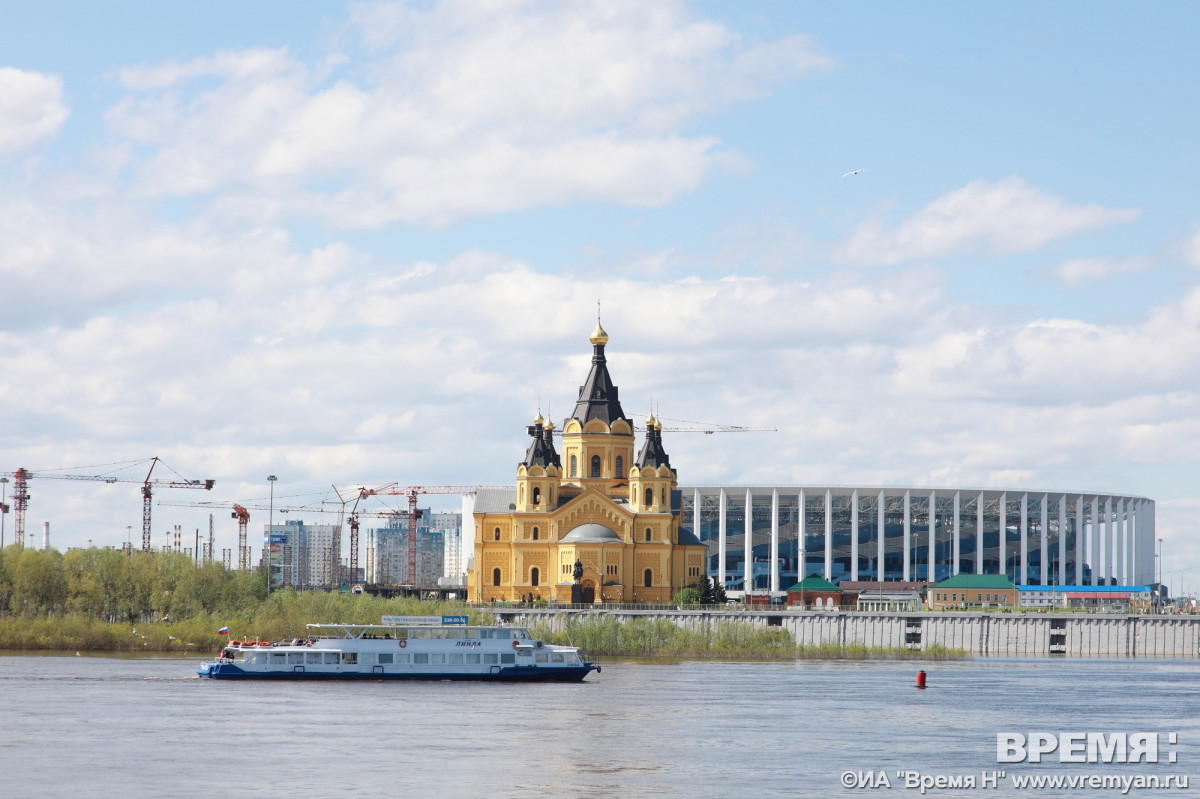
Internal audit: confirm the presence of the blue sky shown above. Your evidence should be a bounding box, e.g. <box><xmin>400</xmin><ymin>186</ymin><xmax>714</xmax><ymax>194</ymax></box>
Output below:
<box><xmin>1</xmin><ymin>1</ymin><xmax>1198</xmax><ymax>589</ymax></box>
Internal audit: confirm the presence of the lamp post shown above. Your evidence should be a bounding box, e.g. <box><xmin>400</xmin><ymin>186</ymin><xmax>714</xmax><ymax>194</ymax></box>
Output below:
<box><xmin>267</xmin><ymin>475</ymin><xmax>277</xmax><ymax>597</ymax></box>
<box><xmin>0</xmin><ymin>476</ymin><xmax>8</xmax><ymax>548</ymax></box>
<box><xmin>1157</xmin><ymin>538</ymin><xmax>1164</xmax><ymax>611</ymax></box>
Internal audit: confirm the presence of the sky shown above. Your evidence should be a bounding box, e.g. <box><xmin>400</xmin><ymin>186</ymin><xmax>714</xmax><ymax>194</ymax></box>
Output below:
<box><xmin>1</xmin><ymin>1</ymin><xmax>1198</xmax><ymax>591</ymax></box>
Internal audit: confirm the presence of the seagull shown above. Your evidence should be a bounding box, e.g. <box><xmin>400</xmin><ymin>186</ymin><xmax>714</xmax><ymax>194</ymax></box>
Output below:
<box><xmin>842</xmin><ymin>169</ymin><xmax>865</xmax><ymax>177</ymax></box>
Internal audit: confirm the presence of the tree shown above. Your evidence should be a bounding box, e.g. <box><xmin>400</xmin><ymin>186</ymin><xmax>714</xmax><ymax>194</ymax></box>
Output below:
<box><xmin>673</xmin><ymin>587</ymin><xmax>701</xmax><ymax>606</ymax></box>
<box><xmin>698</xmin><ymin>573</ymin><xmax>715</xmax><ymax>605</ymax></box>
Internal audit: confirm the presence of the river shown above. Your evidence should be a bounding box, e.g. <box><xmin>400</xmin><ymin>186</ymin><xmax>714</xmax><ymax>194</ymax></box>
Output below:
<box><xmin>1</xmin><ymin>653</ymin><xmax>1196</xmax><ymax>798</ymax></box>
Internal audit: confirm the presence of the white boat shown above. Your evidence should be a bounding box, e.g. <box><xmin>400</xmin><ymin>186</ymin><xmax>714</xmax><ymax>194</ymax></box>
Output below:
<box><xmin>196</xmin><ymin>615</ymin><xmax>599</xmax><ymax>681</ymax></box>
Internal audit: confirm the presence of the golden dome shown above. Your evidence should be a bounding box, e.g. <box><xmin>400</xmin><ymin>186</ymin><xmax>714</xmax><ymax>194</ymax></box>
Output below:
<box><xmin>534</xmin><ymin>411</ymin><xmax>545</xmax><ymax>426</ymax></box>
<box><xmin>589</xmin><ymin>319</ymin><xmax>609</xmax><ymax>346</ymax></box>
<box><xmin>646</xmin><ymin>412</ymin><xmax>657</xmax><ymax>428</ymax></box>
<box><xmin>543</xmin><ymin>418</ymin><xmax>555</xmax><ymax>431</ymax></box>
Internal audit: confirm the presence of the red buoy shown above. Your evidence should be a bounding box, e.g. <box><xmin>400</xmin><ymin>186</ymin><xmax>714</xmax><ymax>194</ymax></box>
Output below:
<box><xmin>915</xmin><ymin>670</ymin><xmax>927</xmax><ymax>689</ymax></box>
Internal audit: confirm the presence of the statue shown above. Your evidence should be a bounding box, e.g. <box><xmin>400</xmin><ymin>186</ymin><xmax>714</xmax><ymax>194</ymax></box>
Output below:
<box><xmin>573</xmin><ymin>559</ymin><xmax>583</xmax><ymax>582</ymax></box>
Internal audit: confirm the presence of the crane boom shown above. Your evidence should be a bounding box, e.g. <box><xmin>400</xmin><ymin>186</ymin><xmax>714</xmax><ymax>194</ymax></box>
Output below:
<box><xmin>6</xmin><ymin>458</ymin><xmax>213</xmax><ymax>550</ymax></box>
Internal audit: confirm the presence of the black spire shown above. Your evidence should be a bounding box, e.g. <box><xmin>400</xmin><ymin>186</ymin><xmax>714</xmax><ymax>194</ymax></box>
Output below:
<box><xmin>568</xmin><ymin>319</ymin><xmax>629</xmax><ymax>428</ymax></box>
<box><xmin>636</xmin><ymin>420</ymin><xmax>672</xmax><ymax>469</ymax></box>
<box><xmin>521</xmin><ymin>418</ymin><xmax>559</xmax><ymax>469</ymax></box>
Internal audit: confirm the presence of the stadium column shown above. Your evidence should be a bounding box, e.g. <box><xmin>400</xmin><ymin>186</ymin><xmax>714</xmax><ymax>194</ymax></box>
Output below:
<box><xmin>1106</xmin><ymin>497</ymin><xmax>1115</xmax><ymax>585</ymax></box>
<box><xmin>928</xmin><ymin>490</ymin><xmax>936</xmax><ymax>584</ymax></box>
<box><xmin>1040</xmin><ymin>494</ymin><xmax>1049</xmax><ymax>586</ymax></box>
<box><xmin>1019</xmin><ymin>493</ymin><xmax>1028</xmax><ymax>586</ymax></box>
<box><xmin>799</xmin><ymin>489</ymin><xmax>806</xmax><ymax>580</ymax></box>
<box><xmin>998</xmin><ymin>492</ymin><xmax>1007</xmax><ymax>582</ymax></box>
<box><xmin>850</xmin><ymin>488</ymin><xmax>859</xmax><ymax>582</ymax></box>
<box><xmin>824</xmin><ymin>488</ymin><xmax>833</xmax><ymax>580</ymax></box>
<box><xmin>692</xmin><ymin>488</ymin><xmax>701</xmax><ymax>560</ymax></box>
<box><xmin>1075</xmin><ymin>496</ymin><xmax>1085</xmax><ymax>585</ymax></box>
<box><xmin>1090</xmin><ymin>496</ymin><xmax>1101</xmax><ymax>586</ymax></box>
<box><xmin>976</xmin><ymin>492</ymin><xmax>985</xmax><ymax>575</ymax></box>
<box><xmin>952</xmin><ymin>491</ymin><xmax>961</xmax><ymax>576</ymax></box>
<box><xmin>902</xmin><ymin>489</ymin><xmax>911</xmax><ymax>582</ymax></box>
<box><xmin>745</xmin><ymin>488</ymin><xmax>753</xmax><ymax>594</ymax></box>
<box><xmin>770</xmin><ymin>489</ymin><xmax>779</xmax><ymax>594</ymax></box>
<box><xmin>718</xmin><ymin>488</ymin><xmax>727</xmax><ymax>592</ymax></box>
<box><xmin>876</xmin><ymin>490</ymin><xmax>884</xmax><ymax>581</ymax></box>
<box><xmin>1057</xmin><ymin>495</ymin><xmax>1067</xmax><ymax>586</ymax></box>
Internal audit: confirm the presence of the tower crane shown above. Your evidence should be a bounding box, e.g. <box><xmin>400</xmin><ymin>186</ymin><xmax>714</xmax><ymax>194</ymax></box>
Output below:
<box><xmin>6</xmin><ymin>458</ymin><xmax>214</xmax><ymax>551</ymax></box>
<box><xmin>382</xmin><ymin>486</ymin><xmax>509</xmax><ymax>587</ymax></box>
<box><xmin>231</xmin><ymin>504</ymin><xmax>251</xmax><ymax>570</ymax></box>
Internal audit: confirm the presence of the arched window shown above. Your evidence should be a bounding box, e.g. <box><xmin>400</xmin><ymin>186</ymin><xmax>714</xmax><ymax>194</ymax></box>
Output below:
<box><xmin>531</xmin><ymin>567</ymin><xmax>540</xmax><ymax>587</ymax></box>
<box><xmin>615</xmin><ymin>456</ymin><xmax>624</xmax><ymax>477</ymax></box>
<box><xmin>494</xmin><ymin>528</ymin><xmax>500</xmax><ymax>541</ymax></box>
<box><xmin>570</xmin><ymin>455</ymin><xmax>577</xmax><ymax>478</ymax></box>
<box><xmin>493</xmin><ymin>568</ymin><xmax>502</xmax><ymax>586</ymax></box>
<box><xmin>644</xmin><ymin>568</ymin><xmax>653</xmax><ymax>588</ymax></box>
<box><xmin>645</xmin><ymin>528</ymin><xmax>651</xmax><ymax>542</ymax></box>
<box><xmin>661</xmin><ymin>488</ymin><xmax>666</xmax><ymax>504</ymax></box>
<box><xmin>645</xmin><ymin>488</ymin><xmax>653</xmax><ymax>507</ymax></box>
<box><xmin>591</xmin><ymin>455</ymin><xmax>601</xmax><ymax>477</ymax></box>
<box><xmin>532</xmin><ymin>527</ymin><xmax>539</xmax><ymax>541</ymax></box>
<box><xmin>532</xmin><ymin>486</ymin><xmax>540</xmax><ymax>505</ymax></box>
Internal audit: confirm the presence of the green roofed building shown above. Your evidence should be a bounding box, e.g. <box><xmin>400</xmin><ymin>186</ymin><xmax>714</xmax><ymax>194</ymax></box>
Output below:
<box><xmin>786</xmin><ymin>574</ymin><xmax>842</xmax><ymax>609</ymax></box>
<box><xmin>930</xmin><ymin>574</ymin><xmax>1017</xmax><ymax>609</ymax></box>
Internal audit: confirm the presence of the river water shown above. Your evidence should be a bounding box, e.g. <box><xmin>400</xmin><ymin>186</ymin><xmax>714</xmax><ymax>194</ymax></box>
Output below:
<box><xmin>1</xmin><ymin>653</ymin><xmax>1196</xmax><ymax>798</ymax></box>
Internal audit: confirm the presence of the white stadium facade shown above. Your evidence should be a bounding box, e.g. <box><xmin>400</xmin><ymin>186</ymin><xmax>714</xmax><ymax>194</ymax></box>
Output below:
<box><xmin>677</xmin><ymin>485</ymin><xmax>1155</xmax><ymax>594</ymax></box>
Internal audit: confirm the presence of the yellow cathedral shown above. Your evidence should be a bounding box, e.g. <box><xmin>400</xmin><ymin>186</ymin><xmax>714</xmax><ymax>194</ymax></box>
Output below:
<box><xmin>467</xmin><ymin>319</ymin><xmax>708</xmax><ymax>604</ymax></box>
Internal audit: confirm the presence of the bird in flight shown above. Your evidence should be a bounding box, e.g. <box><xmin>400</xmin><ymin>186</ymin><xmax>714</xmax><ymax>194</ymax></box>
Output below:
<box><xmin>842</xmin><ymin>169</ymin><xmax>865</xmax><ymax>177</ymax></box>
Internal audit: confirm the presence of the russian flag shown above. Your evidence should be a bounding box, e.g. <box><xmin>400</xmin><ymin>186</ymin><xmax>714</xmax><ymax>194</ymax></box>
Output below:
<box><xmin>217</xmin><ymin>626</ymin><xmax>229</xmax><ymax>635</ymax></box>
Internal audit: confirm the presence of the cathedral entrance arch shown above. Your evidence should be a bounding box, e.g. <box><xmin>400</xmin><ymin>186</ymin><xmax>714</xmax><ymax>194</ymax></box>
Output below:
<box><xmin>581</xmin><ymin>580</ymin><xmax>596</xmax><ymax>604</ymax></box>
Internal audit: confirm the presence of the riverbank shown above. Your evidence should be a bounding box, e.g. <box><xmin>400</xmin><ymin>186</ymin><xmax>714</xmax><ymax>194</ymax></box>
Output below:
<box><xmin>0</xmin><ymin>599</ymin><xmax>967</xmax><ymax>660</ymax></box>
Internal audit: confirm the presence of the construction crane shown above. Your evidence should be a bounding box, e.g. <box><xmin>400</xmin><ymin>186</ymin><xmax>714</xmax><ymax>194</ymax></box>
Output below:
<box><xmin>159</xmin><ymin>497</ymin><xmax>403</xmax><ymax>583</ymax></box>
<box><xmin>382</xmin><ymin>486</ymin><xmax>508</xmax><ymax>587</ymax></box>
<box><xmin>231</xmin><ymin>504</ymin><xmax>251</xmax><ymax>570</ymax></box>
<box><xmin>6</xmin><ymin>458</ymin><xmax>214</xmax><ymax>551</ymax></box>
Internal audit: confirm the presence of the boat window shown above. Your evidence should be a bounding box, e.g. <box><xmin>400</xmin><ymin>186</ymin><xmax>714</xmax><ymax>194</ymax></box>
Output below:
<box><xmin>413</xmin><ymin>653</ymin><xmax>429</xmax><ymax>664</ymax></box>
<box><xmin>500</xmin><ymin>654</ymin><xmax>516</xmax><ymax>664</ymax></box>
<box><xmin>411</xmin><ymin>629</ymin><xmax>430</xmax><ymax>639</ymax></box>
<box><xmin>517</xmin><ymin>649</ymin><xmax>531</xmax><ymax>658</ymax></box>
<box><xmin>306</xmin><ymin>652</ymin><xmax>322</xmax><ymax>664</ymax></box>
<box><xmin>396</xmin><ymin>654</ymin><xmax>409</xmax><ymax>663</ymax></box>
<box><xmin>445</xmin><ymin>628</ymin><xmax>465</xmax><ymax>639</ymax></box>
<box><xmin>494</xmin><ymin>629</ymin><xmax>511</xmax><ymax>639</ymax></box>
<box><xmin>483</xmin><ymin>654</ymin><xmax>499</xmax><ymax>664</ymax></box>
<box><xmin>464</xmin><ymin>629</ymin><xmax>478</xmax><ymax>639</ymax></box>
<box><xmin>378</xmin><ymin>653</ymin><xmax>393</xmax><ymax>665</ymax></box>
<box><xmin>287</xmin><ymin>653</ymin><xmax>304</xmax><ymax>665</ymax></box>
<box><xmin>361</xmin><ymin>653</ymin><xmax>376</xmax><ymax>665</ymax></box>
<box><xmin>551</xmin><ymin>654</ymin><xmax>564</xmax><ymax>663</ymax></box>
<box><xmin>341</xmin><ymin>653</ymin><xmax>357</xmax><ymax>665</ymax></box>
<box><xmin>536</xmin><ymin>653</ymin><xmax>548</xmax><ymax>663</ymax></box>
<box><xmin>478</xmin><ymin>629</ymin><xmax>494</xmax><ymax>639</ymax></box>
<box><xmin>270</xmin><ymin>652</ymin><xmax>286</xmax><ymax>664</ymax></box>
<box><xmin>449</xmin><ymin>653</ymin><xmax>464</xmax><ymax>664</ymax></box>
<box><xmin>466</xmin><ymin>654</ymin><xmax>481</xmax><ymax>664</ymax></box>
<box><xmin>323</xmin><ymin>653</ymin><xmax>339</xmax><ymax>665</ymax></box>
<box><xmin>430</xmin><ymin>654</ymin><xmax>446</xmax><ymax>664</ymax></box>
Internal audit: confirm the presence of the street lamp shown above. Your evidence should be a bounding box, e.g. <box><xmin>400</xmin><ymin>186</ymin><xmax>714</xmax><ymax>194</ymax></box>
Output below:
<box><xmin>267</xmin><ymin>475</ymin><xmax>277</xmax><ymax>597</ymax></box>
<box><xmin>1157</xmin><ymin>538</ymin><xmax>1164</xmax><ymax>610</ymax></box>
<box><xmin>0</xmin><ymin>476</ymin><xmax>8</xmax><ymax>549</ymax></box>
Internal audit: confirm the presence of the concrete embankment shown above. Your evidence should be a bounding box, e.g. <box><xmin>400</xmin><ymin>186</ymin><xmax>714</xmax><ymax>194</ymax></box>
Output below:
<box><xmin>495</xmin><ymin>608</ymin><xmax>1200</xmax><ymax>658</ymax></box>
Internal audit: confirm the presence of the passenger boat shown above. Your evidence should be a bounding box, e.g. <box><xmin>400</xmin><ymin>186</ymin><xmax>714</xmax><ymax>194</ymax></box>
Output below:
<box><xmin>196</xmin><ymin>615</ymin><xmax>599</xmax><ymax>681</ymax></box>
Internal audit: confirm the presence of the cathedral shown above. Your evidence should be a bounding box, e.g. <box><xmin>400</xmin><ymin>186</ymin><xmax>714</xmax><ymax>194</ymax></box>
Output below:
<box><xmin>467</xmin><ymin>319</ymin><xmax>708</xmax><ymax>604</ymax></box>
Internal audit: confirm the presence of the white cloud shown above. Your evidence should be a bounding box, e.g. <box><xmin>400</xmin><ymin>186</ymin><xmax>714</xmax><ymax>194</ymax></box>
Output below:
<box><xmin>1052</xmin><ymin>256</ymin><xmax>1151</xmax><ymax>287</ymax></box>
<box><xmin>101</xmin><ymin>0</ymin><xmax>832</xmax><ymax>227</ymax></box>
<box><xmin>1182</xmin><ymin>228</ymin><xmax>1200</xmax><ymax>268</ymax></box>
<box><xmin>836</xmin><ymin>178</ymin><xmax>1140</xmax><ymax>265</ymax></box>
<box><xmin>0</xmin><ymin>68</ymin><xmax>69</xmax><ymax>154</ymax></box>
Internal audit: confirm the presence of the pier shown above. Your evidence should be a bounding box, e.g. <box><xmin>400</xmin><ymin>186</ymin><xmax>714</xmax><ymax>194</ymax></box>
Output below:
<box><xmin>495</xmin><ymin>608</ymin><xmax>1200</xmax><ymax>658</ymax></box>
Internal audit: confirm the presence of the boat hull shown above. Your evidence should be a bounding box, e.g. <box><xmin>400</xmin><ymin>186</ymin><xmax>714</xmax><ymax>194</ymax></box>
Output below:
<box><xmin>197</xmin><ymin>663</ymin><xmax>598</xmax><ymax>682</ymax></box>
